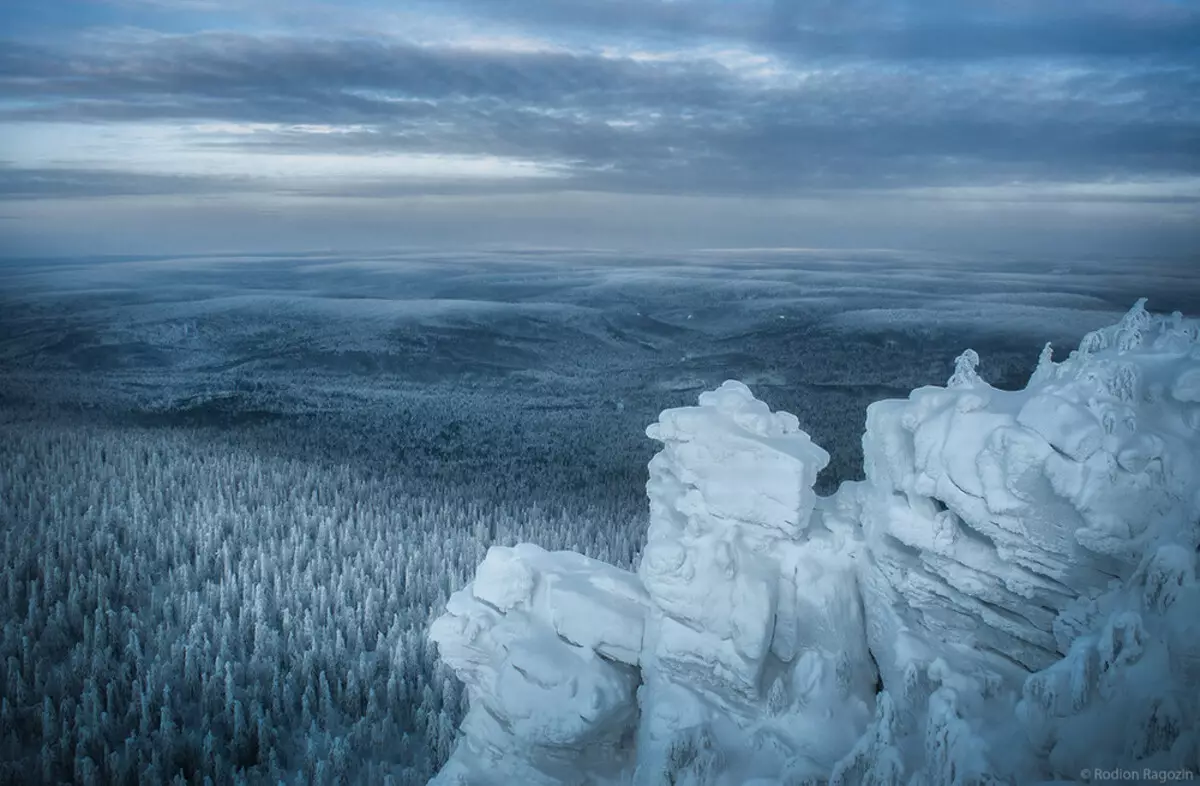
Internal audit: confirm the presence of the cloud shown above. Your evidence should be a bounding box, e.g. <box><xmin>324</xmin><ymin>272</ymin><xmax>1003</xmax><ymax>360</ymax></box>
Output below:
<box><xmin>0</xmin><ymin>165</ymin><xmax>257</xmax><ymax>199</ymax></box>
<box><xmin>761</xmin><ymin>1</ymin><xmax>1200</xmax><ymax>61</ymax></box>
<box><xmin>427</xmin><ymin>0</ymin><xmax>1200</xmax><ymax>61</ymax></box>
<box><xmin>1</xmin><ymin>28</ymin><xmax>1198</xmax><ymax>202</ymax></box>
<box><xmin>0</xmin><ymin>0</ymin><xmax>1197</xmax><ymax>224</ymax></box>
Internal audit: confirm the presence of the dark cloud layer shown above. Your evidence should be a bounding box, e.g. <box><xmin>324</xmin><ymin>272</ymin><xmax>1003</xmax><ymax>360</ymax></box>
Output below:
<box><xmin>0</xmin><ymin>0</ymin><xmax>1198</xmax><ymax>202</ymax></box>
<box><xmin>0</xmin><ymin>165</ymin><xmax>261</xmax><ymax>199</ymax></box>
<box><xmin>436</xmin><ymin>0</ymin><xmax>1200</xmax><ymax>61</ymax></box>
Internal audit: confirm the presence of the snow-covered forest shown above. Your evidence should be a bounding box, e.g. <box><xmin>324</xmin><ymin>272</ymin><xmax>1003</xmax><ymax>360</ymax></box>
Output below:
<box><xmin>0</xmin><ymin>250</ymin><xmax>1197</xmax><ymax>784</ymax></box>
<box><xmin>0</xmin><ymin>421</ymin><xmax>645</xmax><ymax>784</ymax></box>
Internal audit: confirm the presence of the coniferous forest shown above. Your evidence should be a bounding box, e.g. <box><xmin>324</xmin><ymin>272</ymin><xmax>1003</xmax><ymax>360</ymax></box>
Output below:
<box><xmin>0</xmin><ymin>419</ymin><xmax>646</xmax><ymax>785</ymax></box>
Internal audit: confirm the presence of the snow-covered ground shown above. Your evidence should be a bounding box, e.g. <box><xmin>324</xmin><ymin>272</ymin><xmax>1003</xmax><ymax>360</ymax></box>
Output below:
<box><xmin>431</xmin><ymin>301</ymin><xmax>1200</xmax><ymax>785</ymax></box>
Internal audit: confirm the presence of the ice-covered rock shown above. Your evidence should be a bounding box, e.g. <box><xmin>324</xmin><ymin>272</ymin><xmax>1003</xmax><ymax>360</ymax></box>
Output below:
<box><xmin>636</xmin><ymin>380</ymin><xmax>875</xmax><ymax>784</ymax></box>
<box><xmin>846</xmin><ymin>300</ymin><xmax>1200</xmax><ymax>782</ymax></box>
<box><xmin>429</xmin><ymin>544</ymin><xmax>649</xmax><ymax>785</ymax></box>
<box><xmin>639</xmin><ymin>380</ymin><xmax>829</xmax><ymax>694</ymax></box>
<box><xmin>429</xmin><ymin>302</ymin><xmax>1200</xmax><ymax>785</ymax></box>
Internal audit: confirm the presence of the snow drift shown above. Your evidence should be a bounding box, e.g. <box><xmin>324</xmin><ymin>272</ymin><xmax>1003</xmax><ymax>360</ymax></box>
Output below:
<box><xmin>429</xmin><ymin>301</ymin><xmax>1200</xmax><ymax>785</ymax></box>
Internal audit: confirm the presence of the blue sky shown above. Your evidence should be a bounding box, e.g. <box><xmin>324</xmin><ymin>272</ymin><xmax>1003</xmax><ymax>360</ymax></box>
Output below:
<box><xmin>1</xmin><ymin>0</ymin><xmax>1198</xmax><ymax>255</ymax></box>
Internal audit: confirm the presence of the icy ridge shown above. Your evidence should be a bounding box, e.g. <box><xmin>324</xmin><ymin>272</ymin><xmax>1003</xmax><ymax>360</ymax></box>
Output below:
<box><xmin>429</xmin><ymin>301</ymin><xmax>1200</xmax><ymax>785</ymax></box>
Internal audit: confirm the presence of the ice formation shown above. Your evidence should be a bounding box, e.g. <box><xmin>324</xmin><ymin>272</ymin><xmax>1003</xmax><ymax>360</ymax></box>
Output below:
<box><xmin>430</xmin><ymin>302</ymin><xmax>1200</xmax><ymax>785</ymax></box>
<box><xmin>428</xmin><ymin>544</ymin><xmax>649</xmax><ymax>785</ymax></box>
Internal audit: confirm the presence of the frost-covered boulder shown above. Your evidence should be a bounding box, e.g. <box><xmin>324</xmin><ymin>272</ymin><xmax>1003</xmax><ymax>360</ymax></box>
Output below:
<box><xmin>640</xmin><ymin>380</ymin><xmax>830</xmax><ymax>694</ymax></box>
<box><xmin>429</xmin><ymin>544</ymin><xmax>649</xmax><ymax>785</ymax></box>
<box><xmin>636</xmin><ymin>380</ymin><xmax>876</xmax><ymax>784</ymax></box>
<box><xmin>429</xmin><ymin>302</ymin><xmax>1200</xmax><ymax>786</ymax></box>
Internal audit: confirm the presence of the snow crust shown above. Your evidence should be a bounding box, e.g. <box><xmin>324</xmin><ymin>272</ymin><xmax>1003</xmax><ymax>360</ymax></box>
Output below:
<box><xmin>430</xmin><ymin>301</ymin><xmax>1200</xmax><ymax>784</ymax></box>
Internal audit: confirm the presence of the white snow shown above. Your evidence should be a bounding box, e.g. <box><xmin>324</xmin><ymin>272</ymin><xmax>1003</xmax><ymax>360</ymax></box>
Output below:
<box><xmin>429</xmin><ymin>300</ymin><xmax>1200</xmax><ymax>785</ymax></box>
<box><xmin>428</xmin><ymin>544</ymin><xmax>648</xmax><ymax>784</ymax></box>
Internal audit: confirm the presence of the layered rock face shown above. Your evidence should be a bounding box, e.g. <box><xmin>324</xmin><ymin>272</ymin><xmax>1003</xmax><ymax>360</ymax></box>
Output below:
<box><xmin>430</xmin><ymin>303</ymin><xmax>1200</xmax><ymax>785</ymax></box>
<box><xmin>839</xmin><ymin>300</ymin><xmax>1200</xmax><ymax>784</ymax></box>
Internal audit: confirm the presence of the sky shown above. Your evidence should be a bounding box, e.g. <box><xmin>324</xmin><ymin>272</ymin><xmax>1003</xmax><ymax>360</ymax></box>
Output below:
<box><xmin>1</xmin><ymin>0</ymin><xmax>1199</xmax><ymax>256</ymax></box>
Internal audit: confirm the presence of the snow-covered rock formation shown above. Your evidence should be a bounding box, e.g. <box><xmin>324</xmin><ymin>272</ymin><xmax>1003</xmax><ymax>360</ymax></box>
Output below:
<box><xmin>430</xmin><ymin>302</ymin><xmax>1200</xmax><ymax>785</ymax></box>
<box><xmin>635</xmin><ymin>381</ymin><xmax>876</xmax><ymax>784</ymax></box>
<box><xmin>429</xmin><ymin>544</ymin><xmax>648</xmax><ymax>785</ymax></box>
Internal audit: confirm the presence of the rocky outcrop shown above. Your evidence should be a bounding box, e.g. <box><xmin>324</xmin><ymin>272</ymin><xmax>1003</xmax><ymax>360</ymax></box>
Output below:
<box><xmin>430</xmin><ymin>302</ymin><xmax>1200</xmax><ymax>785</ymax></box>
<box><xmin>635</xmin><ymin>381</ymin><xmax>875</xmax><ymax>784</ymax></box>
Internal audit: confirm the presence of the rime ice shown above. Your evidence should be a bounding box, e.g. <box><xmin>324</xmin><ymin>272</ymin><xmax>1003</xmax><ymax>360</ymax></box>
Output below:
<box><xmin>430</xmin><ymin>303</ymin><xmax>1200</xmax><ymax>784</ymax></box>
